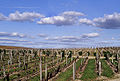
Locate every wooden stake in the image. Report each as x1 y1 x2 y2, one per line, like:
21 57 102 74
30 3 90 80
98 61 102 76
45 62 47 80
39 50 42 81
73 61 76 80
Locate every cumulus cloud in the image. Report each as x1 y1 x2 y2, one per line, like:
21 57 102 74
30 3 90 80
1 11 120 29
38 34 47 37
0 41 18 44
37 11 85 26
112 37 115 40
79 18 94 25
82 33 100 38
0 37 28 42
45 36 79 42
0 37 36 46
0 32 27 38
78 13 120 29
0 13 7 20
61 11 85 17
45 33 99 42
8 11 45 22
95 41 113 45
93 13 120 29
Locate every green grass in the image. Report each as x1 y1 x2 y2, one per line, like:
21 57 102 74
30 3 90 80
28 58 68 81
110 59 118 67
55 59 81 81
101 60 114 77
30 72 45 81
80 59 98 81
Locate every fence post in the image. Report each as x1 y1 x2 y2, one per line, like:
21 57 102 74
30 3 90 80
73 61 76 80
98 61 102 76
39 50 42 81
18 53 21 67
45 59 47 80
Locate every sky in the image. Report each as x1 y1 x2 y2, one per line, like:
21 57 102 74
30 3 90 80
0 0 120 48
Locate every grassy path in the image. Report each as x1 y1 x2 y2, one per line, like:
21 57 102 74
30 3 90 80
101 60 114 77
80 59 97 81
54 58 81 81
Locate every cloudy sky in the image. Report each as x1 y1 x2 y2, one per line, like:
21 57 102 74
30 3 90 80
0 0 120 48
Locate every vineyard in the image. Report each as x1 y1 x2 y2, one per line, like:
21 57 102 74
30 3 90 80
0 47 120 81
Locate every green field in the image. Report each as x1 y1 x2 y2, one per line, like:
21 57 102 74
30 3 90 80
81 59 98 81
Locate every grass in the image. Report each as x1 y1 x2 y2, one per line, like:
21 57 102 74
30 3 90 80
110 59 118 67
101 60 114 77
30 72 45 81
55 58 81 81
80 59 98 81
28 58 69 81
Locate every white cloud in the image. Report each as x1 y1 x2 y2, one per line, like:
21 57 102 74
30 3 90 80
112 37 115 40
37 16 77 26
93 13 120 29
0 37 28 42
95 41 113 44
45 33 99 42
61 11 85 17
82 33 99 38
0 41 17 44
77 12 120 29
0 13 7 20
38 34 47 37
79 18 94 25
37 11 85 26
1 11 120 29
0 32 27 38
8 11 45 22
45 36 79 41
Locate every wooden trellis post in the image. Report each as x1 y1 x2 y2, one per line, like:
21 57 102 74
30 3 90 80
1 52 3 61
2 50 6 78
45 58 48 80
28 50 31 63
96 49 99 62
56 50 59 64
9 50 13 65
8 60 10 72
23 52 26 66
98 61 102 76
39 50 42 81
66 55 68 65
118 50 120 73
52 49 55 64
118 59 120 73
65 50 68 65
18 53 21 67
112 50 114 62
112 55 114 63
73 61 76 80
61 52 62 61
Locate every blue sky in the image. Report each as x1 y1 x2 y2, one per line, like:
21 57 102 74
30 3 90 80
0 0 120 48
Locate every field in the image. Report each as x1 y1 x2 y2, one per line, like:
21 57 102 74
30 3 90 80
0 46 120 81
